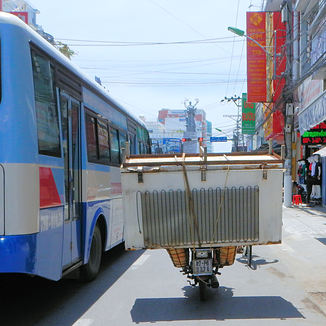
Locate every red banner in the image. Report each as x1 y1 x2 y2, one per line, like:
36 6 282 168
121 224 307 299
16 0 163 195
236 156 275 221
10 12 28 24
247 12 267 103
272 12 286 103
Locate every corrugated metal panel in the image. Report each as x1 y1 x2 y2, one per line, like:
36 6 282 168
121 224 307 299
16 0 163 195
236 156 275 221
139 186 259 248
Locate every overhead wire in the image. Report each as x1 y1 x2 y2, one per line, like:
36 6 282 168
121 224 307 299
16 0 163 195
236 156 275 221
147 0 230 54
56 38 243 47
225 0 241 96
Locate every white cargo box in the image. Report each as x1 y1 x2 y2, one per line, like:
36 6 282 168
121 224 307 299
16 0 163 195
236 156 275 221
121 152 283 250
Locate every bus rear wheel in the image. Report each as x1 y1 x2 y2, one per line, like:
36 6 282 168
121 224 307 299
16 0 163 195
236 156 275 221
81 224 102 282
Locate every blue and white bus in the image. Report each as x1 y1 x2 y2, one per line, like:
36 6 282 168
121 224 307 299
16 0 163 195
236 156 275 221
0 12 150 281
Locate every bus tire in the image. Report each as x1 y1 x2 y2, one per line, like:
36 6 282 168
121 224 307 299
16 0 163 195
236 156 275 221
81 224 102 282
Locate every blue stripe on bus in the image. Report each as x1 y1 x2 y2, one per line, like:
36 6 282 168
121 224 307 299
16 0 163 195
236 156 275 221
0 206 64 281
86 162 111 172
39 155 64 168
0 230 64 281
0 234 37 274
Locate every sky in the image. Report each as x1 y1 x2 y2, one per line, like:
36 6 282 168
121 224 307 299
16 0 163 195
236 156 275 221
30 0 264 152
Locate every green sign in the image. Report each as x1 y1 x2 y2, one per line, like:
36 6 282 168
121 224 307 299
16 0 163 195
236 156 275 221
242 93 256 135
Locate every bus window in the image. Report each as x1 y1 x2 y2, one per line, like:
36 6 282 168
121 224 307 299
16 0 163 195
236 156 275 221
31 51 60 157
85 114 98 162
119 132 126 162
110 128 120 164
129 134 136 154
97 119 110 164
139 141 146 154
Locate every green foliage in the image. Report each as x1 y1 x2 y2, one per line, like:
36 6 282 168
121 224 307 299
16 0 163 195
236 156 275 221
55 41 76 60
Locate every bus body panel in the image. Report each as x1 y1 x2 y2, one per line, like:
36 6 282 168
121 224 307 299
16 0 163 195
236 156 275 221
0 24 38 164
4 164 39 235
38 206 64 280
85 168 111 201
0 12 150 280
0 222 64 281
0 165 4 235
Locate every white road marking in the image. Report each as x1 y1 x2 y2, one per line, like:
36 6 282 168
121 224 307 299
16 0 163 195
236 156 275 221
131 254 150 270
72 319 94 326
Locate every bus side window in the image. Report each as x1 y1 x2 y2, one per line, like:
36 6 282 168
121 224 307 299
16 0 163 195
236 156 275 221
129 134 136 154
85 114 98 163
31 50 61 157
119 132 126 162
110 127 120 165
97 119 110 164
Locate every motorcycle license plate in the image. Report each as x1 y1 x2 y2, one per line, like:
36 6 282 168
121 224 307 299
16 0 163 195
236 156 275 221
193 259 213 275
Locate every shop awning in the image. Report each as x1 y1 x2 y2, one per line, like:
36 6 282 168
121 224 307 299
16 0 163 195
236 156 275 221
298 92 326 134
313 146 326 156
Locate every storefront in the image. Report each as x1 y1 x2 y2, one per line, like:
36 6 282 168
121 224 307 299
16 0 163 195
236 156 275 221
298 113 326 206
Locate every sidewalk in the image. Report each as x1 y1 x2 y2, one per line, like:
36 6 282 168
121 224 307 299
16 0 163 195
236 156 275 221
281 205 326 315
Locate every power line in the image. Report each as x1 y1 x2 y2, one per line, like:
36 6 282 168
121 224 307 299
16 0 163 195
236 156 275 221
56 37 242 47
147 0 230 54
102 79 247 86
225 0 241 96
148 0 208 37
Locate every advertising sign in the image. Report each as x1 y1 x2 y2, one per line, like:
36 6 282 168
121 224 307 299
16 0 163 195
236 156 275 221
272 12 286 103
210 137 227 142
242 93 256 135
247 12 267 103
301 121 326 145
10 12 28 24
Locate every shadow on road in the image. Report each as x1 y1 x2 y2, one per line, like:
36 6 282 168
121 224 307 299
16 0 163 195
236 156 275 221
0 244 144 326
296 206 326 216
130 286 304 323
236 255 279 270
316 237 326 246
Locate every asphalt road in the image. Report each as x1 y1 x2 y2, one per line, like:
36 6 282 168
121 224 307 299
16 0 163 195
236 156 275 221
1 206 326 326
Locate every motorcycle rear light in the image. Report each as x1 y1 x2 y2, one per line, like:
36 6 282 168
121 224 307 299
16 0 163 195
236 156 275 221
196 250 209 258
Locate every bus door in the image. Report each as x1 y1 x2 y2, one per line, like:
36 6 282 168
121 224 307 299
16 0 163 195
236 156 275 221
60 92 82 268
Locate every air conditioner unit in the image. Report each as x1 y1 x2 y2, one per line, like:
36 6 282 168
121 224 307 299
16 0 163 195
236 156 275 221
286 103 294 116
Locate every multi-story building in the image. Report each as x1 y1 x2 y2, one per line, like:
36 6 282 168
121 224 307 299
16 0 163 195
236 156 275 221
144 108 209 154
158 108 207 153
251 0 326 205
293 0 326 205
1 0 55 44
2 0 39 28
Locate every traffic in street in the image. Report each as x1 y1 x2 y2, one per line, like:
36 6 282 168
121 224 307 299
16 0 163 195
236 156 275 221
2 206 326 326
1 1 326 325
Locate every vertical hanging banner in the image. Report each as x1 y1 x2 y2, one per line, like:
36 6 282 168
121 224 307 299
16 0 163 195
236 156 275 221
242 93 256 135
247 12 267 103
272 11 286 103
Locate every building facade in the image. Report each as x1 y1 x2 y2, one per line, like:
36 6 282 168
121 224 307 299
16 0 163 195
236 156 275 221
1 1 56 45
251 0 326 206
144 108 210 154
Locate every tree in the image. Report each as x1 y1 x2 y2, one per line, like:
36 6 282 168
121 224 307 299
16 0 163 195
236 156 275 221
55 41 76 60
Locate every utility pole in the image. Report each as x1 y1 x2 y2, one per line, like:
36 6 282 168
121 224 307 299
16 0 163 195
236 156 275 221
283 0 294 207
183 98 199 153
221 95 242 151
